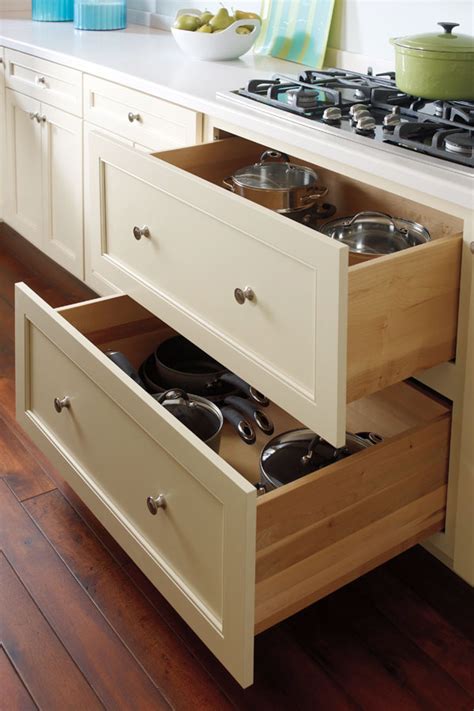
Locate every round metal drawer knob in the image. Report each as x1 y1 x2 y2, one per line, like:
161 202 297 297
234 286 255 305
36 75 46 85
133 225 150 241
128 112 141 123
147 494 167 515
54 396 70 413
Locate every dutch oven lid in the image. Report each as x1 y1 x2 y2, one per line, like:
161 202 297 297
392 22 474 54
232 150 319 191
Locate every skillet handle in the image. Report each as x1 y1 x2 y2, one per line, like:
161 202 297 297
105 351 146 390
221 406 256 445
219 373 270 407
224 396 274 435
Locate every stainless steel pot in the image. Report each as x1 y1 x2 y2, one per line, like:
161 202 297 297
156 389 224 453
223 150 328 213
320 211 431 263
258 429 382 492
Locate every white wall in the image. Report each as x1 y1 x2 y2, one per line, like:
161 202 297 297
328 0 474 62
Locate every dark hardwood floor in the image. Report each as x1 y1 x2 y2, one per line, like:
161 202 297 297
1 224 473 711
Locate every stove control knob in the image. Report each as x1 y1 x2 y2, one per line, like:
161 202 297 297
352 108 371 123
383 107 401 129
356 115 376 132
349 103 368 117
322 106 342 123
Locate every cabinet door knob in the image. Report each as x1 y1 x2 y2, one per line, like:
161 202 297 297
29 112 38 121
39 114 47 123
54 396 70 413
133 225 150 241
147 494 167 515
234 286 255 305
36 75 46 85
128 112 141 123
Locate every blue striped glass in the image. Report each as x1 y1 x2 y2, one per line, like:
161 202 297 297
74 1 127 30
32 0 74 21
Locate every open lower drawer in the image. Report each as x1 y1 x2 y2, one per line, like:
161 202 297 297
87 132 462 447
16 284 451 687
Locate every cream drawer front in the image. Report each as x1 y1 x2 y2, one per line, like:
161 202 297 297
5 49 82 116
15 284 256 688
89 132 347 446
84 75 201 149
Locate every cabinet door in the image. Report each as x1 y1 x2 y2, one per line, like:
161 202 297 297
41 104 83 278
4 89 43 247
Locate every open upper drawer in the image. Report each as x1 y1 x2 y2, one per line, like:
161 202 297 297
16 284 450 687
87 133 462 447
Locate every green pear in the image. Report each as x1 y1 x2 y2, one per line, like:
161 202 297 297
235 9 261 22
173 14 202 31
199 10 213 24
197 23 213 32
209 7 233 30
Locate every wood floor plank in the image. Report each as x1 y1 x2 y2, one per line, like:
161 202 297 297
327 583 474 711
0 553 103 710
358 568 474 696
0 647 37 711
387 547 474 643
0 479 170 710
288 601 424 711
0 417 56 501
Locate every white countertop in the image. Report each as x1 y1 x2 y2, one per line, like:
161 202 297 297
1 15 473 212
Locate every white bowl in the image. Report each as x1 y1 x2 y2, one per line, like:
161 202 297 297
171 11 260 61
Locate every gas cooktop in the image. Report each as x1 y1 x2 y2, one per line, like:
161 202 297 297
217 68 474 170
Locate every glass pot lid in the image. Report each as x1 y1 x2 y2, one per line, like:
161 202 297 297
320 211 431 256
232 150 319 191
391 22 474 54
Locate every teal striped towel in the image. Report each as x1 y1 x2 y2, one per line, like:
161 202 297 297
254 0 335 69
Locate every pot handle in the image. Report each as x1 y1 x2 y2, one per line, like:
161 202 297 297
355 431 384 444
438 22 459 34
222 176 235 191
221 405 256 445
258 150 290 165
302 186 329 203
346 211 396 228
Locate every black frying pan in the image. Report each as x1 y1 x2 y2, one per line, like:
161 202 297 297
154 336 269 407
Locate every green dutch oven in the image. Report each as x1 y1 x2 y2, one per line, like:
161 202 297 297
391 22 474 100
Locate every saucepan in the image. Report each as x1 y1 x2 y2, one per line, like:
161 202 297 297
257 429 383 492
156 389 224 453
320 211 431 263
223 150 328 214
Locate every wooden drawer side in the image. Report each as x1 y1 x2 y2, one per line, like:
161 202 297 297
347 234 462 402
254 385 451 633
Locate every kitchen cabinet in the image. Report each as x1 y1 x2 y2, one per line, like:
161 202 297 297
4 89 43 248
15 283 451 687
4 88 83 277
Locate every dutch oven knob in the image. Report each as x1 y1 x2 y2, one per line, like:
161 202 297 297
234 286 255 305
147 494 167 515
438 22 459 34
